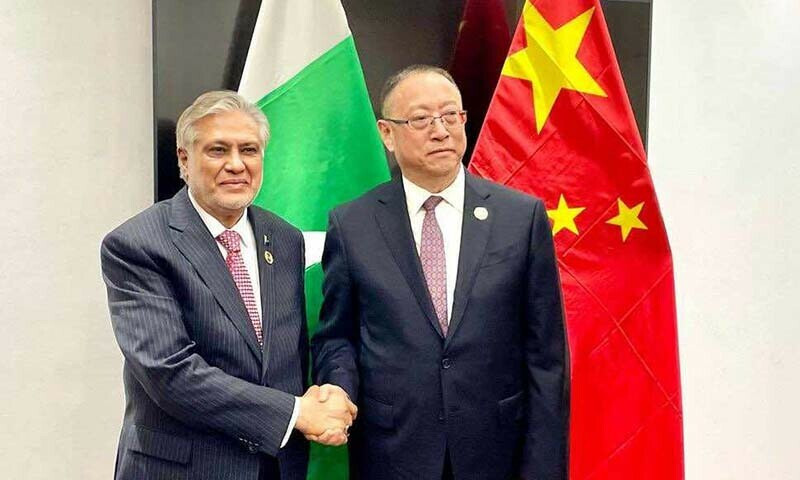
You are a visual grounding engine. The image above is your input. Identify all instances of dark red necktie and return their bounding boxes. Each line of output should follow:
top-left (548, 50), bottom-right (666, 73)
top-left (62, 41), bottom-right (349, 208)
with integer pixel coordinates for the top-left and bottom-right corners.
top-left (217, 229), bottom-right (262, 344)
top-left (419, 196), bottom-right (448, 336)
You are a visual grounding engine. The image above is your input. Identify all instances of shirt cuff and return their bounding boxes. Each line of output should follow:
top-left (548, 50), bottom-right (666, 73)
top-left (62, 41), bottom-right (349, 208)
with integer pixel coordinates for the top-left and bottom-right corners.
top-left (280, 397), bottom-right (301, 448)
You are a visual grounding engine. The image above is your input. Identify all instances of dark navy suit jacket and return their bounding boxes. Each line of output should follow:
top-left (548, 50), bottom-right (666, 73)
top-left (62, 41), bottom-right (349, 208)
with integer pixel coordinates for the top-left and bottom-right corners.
top-left (101, 187), bottom-right (308, 480)
top-left (313, 173), bottom-right (569, 480)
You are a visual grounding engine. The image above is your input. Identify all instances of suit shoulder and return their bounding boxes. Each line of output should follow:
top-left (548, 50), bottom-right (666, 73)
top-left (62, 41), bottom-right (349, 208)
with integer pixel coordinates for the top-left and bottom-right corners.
top-left (329, 179), bottom-right (395, 219)
top-left (250, 206), bottom-right (303, 239)
top-left (102, 198), bottom-right (172, 248)
top-left (472, 175), bottom-right (543, 209)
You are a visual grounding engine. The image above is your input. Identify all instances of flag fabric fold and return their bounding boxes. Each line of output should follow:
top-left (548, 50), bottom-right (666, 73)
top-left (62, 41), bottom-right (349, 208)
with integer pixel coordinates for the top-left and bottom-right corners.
top-left (469, 1), bottom-right (684, 478)
top-left (448, 0), bottom-right (511, 161)
top-left (239, 2), bottom-right (390, 479)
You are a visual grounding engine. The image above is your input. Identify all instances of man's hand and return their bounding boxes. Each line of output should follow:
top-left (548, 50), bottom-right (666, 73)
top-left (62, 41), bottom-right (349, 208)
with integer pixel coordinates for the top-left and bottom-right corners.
top-left (295, 384), bottom-right (357, 446)
top-left (308, 384), bottom-right (358, 445)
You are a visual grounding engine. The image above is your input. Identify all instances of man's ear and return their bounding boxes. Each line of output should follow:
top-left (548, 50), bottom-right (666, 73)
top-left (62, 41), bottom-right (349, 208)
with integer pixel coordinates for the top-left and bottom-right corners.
top-left (177, 147), bottom-right (189, 179)
top-left (177, 147), bottom-right (188, 163)
top-left (376, 120), bottom-right (395, 153)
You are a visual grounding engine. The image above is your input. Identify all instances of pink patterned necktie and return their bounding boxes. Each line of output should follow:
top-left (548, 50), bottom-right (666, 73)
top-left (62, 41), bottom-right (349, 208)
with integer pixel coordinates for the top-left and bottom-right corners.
top-left (216, 229), bottom-right (263, 345)
top-left (420, 196), bottom-right (448, 336)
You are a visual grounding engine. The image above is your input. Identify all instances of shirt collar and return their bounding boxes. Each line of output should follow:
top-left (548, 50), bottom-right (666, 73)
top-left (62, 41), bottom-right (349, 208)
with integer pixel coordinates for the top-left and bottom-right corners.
top-left (187, 188), bottom-right (253, 249)
top-left (402, 165), bottom-right (465, 215)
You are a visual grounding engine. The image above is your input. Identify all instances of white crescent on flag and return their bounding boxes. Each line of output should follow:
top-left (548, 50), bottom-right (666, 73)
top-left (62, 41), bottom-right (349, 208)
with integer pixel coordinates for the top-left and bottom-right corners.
top-left (302, 231), bottom-right (326, 269)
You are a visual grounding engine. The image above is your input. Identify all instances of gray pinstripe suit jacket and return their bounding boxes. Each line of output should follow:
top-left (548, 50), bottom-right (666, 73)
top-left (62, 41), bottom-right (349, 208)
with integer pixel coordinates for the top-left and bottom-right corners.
top-left (101, 187), bottom-right (309, 480)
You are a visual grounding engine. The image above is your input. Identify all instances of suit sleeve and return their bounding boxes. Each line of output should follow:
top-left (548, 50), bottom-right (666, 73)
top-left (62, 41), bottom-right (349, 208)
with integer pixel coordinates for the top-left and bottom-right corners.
top-left (521, 199), bottom-right (570, 480)
top-left (282, 229), bottom-right (308, 448)
top-left (311, 210), bottom-right (360, 400)
top-left (100, 230), bottom-right (295, 456)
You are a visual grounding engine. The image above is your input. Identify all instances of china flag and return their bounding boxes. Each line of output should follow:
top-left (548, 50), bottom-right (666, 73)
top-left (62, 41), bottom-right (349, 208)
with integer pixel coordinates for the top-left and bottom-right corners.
top-left (468, 1), bottom-right (684, 478)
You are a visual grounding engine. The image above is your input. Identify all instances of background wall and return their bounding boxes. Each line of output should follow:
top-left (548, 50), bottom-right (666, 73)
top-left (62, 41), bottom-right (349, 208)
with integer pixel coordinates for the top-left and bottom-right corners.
top-left (0, 1), bottom-right (152, 478)
top-left (649, 0), bottom-right (800, 478)
top-left (1, 0), bottom-right (799, 478)
top-left (153, 0), bottom-right (651, 201)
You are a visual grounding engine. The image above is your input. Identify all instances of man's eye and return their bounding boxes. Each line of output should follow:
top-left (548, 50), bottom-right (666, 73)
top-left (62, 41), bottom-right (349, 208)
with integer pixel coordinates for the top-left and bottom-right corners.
top-left (441, 112), bottom-right (459, 124)
top-left (411, 116), bottom-right (429, 123)
top-left (209, 146), bottom-right (226, 155)
top-left (242, 147), bottom-right (259, 155)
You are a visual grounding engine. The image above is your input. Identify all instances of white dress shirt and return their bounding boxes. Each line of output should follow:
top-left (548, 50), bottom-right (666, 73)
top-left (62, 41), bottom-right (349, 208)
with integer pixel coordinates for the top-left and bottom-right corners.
top-left (188, 190), bottom-right (299, 448)
top-left (402, 166), bottom-right (465, 323)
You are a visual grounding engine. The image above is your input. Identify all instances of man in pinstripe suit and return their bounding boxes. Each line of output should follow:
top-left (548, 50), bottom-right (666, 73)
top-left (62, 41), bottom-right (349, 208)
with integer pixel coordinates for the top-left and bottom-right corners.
top-left (101, 91), bottom-right (356, 480)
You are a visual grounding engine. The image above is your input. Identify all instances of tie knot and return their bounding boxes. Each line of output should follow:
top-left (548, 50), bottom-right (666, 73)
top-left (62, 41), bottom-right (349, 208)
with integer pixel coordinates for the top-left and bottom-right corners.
top-left (216, 229), bottom-right (241, 253)
top-left (422, 195), bottom-right (444, 212)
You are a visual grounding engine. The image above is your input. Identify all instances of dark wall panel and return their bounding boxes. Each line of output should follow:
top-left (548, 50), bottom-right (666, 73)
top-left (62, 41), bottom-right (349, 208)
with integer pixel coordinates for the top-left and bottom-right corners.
top-left (154, 0), bottom-right (650, 201)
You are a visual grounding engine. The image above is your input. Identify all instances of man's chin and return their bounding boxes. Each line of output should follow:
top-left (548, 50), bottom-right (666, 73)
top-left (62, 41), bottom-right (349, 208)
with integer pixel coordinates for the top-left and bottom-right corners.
top-left (430, 159), bottom-right (462, 178)
top-left (217, 194), bottom-right (256, 212)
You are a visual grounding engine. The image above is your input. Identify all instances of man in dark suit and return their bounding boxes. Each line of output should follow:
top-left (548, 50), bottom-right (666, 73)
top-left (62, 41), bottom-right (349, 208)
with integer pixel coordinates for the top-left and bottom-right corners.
top-left (312, 66), bottom-right (569, 480)
top-left (101, 91), bottom-right (355, 480)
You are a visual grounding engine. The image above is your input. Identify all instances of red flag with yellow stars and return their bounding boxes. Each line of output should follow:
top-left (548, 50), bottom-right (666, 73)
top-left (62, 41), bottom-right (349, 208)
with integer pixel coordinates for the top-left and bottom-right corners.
top-left (468, 1), bottom-right (684, 479)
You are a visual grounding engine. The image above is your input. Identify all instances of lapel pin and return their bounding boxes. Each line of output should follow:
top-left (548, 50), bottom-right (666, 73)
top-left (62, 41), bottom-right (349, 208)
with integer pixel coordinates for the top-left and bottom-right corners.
top-left (264, 251), bottom-right (274, 265)
top-left (263, 235), bottom-right (270, 246)
top-left (473, 206), bottom-right (488, 220)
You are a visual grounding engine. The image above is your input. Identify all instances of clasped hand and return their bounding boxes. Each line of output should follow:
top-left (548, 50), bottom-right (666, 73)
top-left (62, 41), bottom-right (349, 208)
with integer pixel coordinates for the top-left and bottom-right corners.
top-left (295, 384), bottom-right (357, 446)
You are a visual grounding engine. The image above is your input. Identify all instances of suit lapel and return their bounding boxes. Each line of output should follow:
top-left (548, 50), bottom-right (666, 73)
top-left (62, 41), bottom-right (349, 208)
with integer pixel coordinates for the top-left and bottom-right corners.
top-left (250, 209), bottom-right (275, 381)
top-left (374, 179), bottom-right (444, 338)
top-left (445, 174), bottom-right (492, 348)
top-left (168, 188), bottom-right (263, 362)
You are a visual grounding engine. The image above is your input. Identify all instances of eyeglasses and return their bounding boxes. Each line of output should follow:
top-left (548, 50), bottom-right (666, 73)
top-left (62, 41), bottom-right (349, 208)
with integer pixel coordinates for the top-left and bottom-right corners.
top-left (382, 110), bottom-right (467, 131)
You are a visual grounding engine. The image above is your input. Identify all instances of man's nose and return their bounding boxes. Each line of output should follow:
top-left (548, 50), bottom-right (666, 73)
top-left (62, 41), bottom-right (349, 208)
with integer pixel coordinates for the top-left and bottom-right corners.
top-left (429, 117), bottom-right (450, 140)
top-left (225, 151), bottom-right (246, 171)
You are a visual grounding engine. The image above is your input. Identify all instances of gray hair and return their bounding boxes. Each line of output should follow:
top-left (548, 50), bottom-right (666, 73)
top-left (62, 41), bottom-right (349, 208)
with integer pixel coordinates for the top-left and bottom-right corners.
top-left (379, 65), bottom-right (458, 117)
top-left (175, 90), bottom-right (269, 181)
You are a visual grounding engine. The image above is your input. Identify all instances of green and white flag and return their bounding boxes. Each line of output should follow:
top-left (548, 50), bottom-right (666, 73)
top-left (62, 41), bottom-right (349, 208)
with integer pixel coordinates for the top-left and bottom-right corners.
top-left (238, 1), bottom-right (389, 478)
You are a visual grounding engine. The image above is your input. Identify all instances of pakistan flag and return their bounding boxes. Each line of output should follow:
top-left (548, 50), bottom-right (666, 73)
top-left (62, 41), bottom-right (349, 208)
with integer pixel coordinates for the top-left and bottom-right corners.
top-left (238, 1), bottom-right (389, 479)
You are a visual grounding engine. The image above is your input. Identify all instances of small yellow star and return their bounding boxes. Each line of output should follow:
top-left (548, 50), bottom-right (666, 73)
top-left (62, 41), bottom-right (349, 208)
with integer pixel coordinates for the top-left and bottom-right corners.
top-left (547, 194), bottom-right (585, 235)
top-left (606, 198), bottom-right (648, 242)
top-left (502, 3), bottom-right (607, 133)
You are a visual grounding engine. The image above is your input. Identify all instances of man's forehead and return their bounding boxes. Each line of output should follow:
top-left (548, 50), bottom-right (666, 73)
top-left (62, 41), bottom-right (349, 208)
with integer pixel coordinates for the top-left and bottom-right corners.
top-left (405, 98), bottom-right (460, 111)
top-left (392, 74), bottom-right (462, 111)
top-left (194, 112), bottom-right (261, 141)
top-left (196, 128), bottom-right (261, 141)
top-left (199, 134), bottom-right (261, 145)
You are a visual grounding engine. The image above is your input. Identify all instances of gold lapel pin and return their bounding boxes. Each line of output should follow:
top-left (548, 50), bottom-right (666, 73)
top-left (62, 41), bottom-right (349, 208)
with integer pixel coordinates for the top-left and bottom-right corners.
top-left (473, 206), bottom-right (488, 220)
top-left (264, 251), bottom-right (274, 265)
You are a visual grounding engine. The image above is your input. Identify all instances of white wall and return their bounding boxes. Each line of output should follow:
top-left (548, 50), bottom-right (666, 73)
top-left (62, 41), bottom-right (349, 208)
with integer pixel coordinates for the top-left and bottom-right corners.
top-left (2, 1), bottom-right (799, 478)
top-left (649, 1), bottom-right (800, 478)
top-left (0, 1), bottom-right (152, 478)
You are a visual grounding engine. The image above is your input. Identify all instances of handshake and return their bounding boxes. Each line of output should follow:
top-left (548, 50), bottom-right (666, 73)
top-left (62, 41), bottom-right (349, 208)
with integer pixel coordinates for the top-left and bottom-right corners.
top-left (295, 384), bottom-right (358, 446)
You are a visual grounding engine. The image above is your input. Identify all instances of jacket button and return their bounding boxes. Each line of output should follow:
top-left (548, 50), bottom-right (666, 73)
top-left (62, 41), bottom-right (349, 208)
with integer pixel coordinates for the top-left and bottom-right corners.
top-left (248, 444), bottom-right (258, 454)
top-left (438, 411), bottom-right (445, 423)
top-left (441, 357), bottom-right (452, 369)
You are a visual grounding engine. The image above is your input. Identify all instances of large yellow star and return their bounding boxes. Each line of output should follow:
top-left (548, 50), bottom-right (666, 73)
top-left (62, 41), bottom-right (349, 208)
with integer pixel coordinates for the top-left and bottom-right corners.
top-left (606, 198), bottom-right (648, 242)
top-left (547, 194), bottom-right (585, 235)
top-left (502, 3), bottom-right (607, 133)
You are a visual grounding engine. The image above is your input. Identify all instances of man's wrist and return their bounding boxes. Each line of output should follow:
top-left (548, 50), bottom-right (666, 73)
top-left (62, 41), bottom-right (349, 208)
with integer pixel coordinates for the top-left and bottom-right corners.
top-left (280, 397), bottom-right (301, 448)
top-left (294, 395), bottom-right (310, 433)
